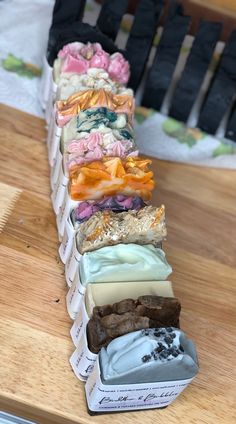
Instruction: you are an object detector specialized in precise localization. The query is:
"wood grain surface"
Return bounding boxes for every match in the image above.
[0,103,236,424]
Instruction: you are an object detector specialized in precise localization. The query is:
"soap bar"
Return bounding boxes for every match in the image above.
[77,205,166,254]
[69,157,154,201]
[54,42,130,85]
[62,108,134,145]
[100,328,199,384]
[57,68,133,101]
[75,107,133,133]
[79,244,172,285]
[61,108,134,152]
[71,195,145,228]
[85,281,174,318]
[63,130,138,171]
[56,89,134,127]
[87,296,181,353]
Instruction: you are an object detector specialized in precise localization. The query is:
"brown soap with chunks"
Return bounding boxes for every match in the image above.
[87,295,181,354]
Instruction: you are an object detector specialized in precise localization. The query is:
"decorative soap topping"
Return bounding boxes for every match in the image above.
[141,328,183,363]
[58,68,132,100]
[108,52,130,84]
[76,205,166,253]
[69,157,154,201]
[71,195,145,225]
[57,42,130,84]
[75,107,133,136]
[64,130,138,169]
[100,327,199,384]
[56,89,135,127]
[87,299,180,354]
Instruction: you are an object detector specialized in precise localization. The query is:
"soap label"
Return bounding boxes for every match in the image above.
[51,164,69,215]
[57,189,79,238]
[45,79,58,125]
[46,112,55,151]
[56,189,70,237]
[70,333,97,382]
[58,219,75,264]
[65,237,81,287]
[66,269,85,320]
[51,146,62,191]
[48,119,62,167]
[39,56,52,110]
[85,361,194,412]
[70,300,88,347]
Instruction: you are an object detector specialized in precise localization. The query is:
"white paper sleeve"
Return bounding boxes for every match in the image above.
[85,361,194,412]
[70,300,89,347]
[70,332,97,382]
[65,237,81,286]
[66,269,86,320]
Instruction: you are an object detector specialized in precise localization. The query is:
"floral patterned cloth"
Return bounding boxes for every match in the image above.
[0,0,53,117]
[0,0,235,168]
[134,108,236,169]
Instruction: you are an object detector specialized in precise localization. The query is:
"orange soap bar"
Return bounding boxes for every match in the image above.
[69,157,155,201]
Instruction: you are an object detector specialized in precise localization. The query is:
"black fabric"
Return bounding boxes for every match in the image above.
[97,0,129,41]
[51,0,86,27]
[198,30,236,134]
[169,21,222,123]
[126,0,164,91]
[142,3,191,110]
[47,21,124,67]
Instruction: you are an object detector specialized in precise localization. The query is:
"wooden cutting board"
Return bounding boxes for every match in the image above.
[0,104,235,424]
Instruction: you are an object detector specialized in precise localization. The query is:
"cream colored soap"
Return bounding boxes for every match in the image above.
[85,280,174,318]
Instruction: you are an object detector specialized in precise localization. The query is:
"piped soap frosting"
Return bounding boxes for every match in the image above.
[64,130,138,170]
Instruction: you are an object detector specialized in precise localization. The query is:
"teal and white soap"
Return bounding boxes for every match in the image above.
[62,107,134,146]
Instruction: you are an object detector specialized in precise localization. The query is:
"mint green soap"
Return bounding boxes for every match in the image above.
[79,244,172,286]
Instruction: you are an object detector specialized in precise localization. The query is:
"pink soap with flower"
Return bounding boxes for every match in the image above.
[54,42,130,85]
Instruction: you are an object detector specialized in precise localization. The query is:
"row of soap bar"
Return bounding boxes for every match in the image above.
[41,38,198,414]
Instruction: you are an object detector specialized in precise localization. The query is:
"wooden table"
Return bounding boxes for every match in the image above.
[0,103,235,424]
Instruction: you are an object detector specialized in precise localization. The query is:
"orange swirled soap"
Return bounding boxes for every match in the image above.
[69,157,155,201]
[56,89,134,127]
